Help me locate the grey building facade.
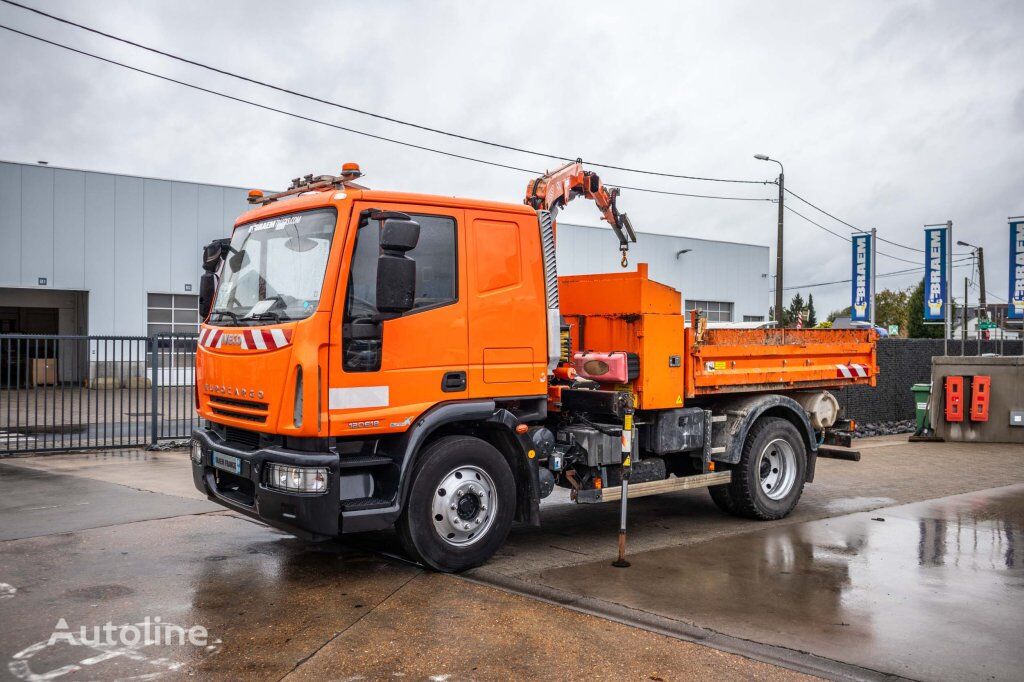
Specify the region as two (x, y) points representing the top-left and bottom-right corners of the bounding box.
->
(0, 160), (770, 338)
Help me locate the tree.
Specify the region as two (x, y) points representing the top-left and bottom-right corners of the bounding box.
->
(907, 279), (944, 338)
(807, 294), (817, 327)
(874, 287), (911, 334)
(828, 306), (851, 323)
(783, 292), (805, 327)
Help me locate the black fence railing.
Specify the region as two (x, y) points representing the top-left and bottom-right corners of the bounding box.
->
(0, 333), (199, 455)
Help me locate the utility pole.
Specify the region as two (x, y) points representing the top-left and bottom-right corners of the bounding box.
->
(755, 154), (784, 325)
(977, 247), (986, 319)
(963, 277), (968, 356)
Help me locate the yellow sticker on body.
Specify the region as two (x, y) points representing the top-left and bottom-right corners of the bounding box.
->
(714, 361), (727, 370)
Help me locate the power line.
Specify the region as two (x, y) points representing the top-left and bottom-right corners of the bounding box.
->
(783, 205), (923, 265)
(0, 0), (769, 186)
(0, 23), (774, 203)
(780, 259), (972, 291)
(783, 186), (929, 253)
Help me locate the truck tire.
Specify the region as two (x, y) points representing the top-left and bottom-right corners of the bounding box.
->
(397, 435), (516, 572)
(712, 417), (806, 520)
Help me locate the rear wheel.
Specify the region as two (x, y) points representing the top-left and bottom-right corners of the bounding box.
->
(708, 417), (806, 520)
(397, 435), (515, 572)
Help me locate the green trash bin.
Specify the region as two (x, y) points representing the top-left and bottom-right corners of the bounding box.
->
(911, 383), (932, 431)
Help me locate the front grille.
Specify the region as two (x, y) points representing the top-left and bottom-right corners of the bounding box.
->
(212, 407), (267, 424)
(223, 426), (261, 450)
(209, 395), (269, 411)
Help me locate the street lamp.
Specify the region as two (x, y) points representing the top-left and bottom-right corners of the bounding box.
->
(755, 154), (785, 324)
(956, 240), (986, 321)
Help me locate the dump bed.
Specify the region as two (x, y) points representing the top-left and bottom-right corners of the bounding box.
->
(686, 327), (876, 397)
(559, 265), (876, 411)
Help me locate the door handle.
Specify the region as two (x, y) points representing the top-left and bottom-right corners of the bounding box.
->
(441, 371), (467, 392)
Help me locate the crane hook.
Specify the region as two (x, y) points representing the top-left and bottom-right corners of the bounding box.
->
(620, 247), (629, 269)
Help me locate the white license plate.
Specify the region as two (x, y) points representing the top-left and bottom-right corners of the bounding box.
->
(212, 452), (242, 475)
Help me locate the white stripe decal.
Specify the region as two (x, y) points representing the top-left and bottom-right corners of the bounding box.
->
(199, 328), (211, 346)
(270, 329), (287, 347)
(836, 364), (852, 378)
(329, 386), (390, 410)
(853, 364), (867, 377)
(252, 330), (267, 350)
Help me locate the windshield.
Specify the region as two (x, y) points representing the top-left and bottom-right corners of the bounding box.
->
(210, 207), (337, 325)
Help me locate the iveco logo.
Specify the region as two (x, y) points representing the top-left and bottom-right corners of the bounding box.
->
(220, 334), (244, 347)
(205, 383), (265, 400)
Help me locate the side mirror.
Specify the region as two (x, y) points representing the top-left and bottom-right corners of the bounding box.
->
(376, 217), (420, 314)
(199, 272), (217, 319)
(203, 238), (231, 273)
(380, 217), (420, 252)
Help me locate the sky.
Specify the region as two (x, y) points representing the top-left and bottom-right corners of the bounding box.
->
(1, 0), (1021, 316)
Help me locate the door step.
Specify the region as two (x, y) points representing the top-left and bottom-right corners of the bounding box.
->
(574, 471), (732, 504)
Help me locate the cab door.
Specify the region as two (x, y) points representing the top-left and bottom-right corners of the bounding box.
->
(465, 209), (548, 399)
(328, 202), (468, 436)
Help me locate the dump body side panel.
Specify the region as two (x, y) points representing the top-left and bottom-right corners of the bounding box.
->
(689, 328), (877, 397)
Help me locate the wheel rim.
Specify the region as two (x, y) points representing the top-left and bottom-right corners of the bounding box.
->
(431, 465), (497, 547)
(757, 438), (797, 500)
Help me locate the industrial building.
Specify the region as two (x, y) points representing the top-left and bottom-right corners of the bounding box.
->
(0, 160), (770, 338)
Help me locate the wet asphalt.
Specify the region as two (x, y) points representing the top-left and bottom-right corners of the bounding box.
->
(0, 440), (1022, 680)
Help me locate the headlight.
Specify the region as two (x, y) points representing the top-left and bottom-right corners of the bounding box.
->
(265, 463), (328, 494)
(190, 440), (204, 465)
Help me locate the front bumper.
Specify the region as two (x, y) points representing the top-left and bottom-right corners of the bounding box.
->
(190, 427), (340, 540)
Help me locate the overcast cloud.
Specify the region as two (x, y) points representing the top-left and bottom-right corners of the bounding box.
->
(1, 0), (1021, 315)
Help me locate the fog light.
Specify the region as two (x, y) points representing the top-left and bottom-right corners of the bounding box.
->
(190, 439), (204, 465)
(266, 463), (328, 494)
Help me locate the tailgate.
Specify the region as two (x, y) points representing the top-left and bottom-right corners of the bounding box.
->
(688, 328), (876, 396)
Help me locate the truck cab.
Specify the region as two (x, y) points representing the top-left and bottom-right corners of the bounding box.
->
(191, 171), (556, 570)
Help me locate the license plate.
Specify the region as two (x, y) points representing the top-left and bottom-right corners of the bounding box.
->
(212, 452), (242, 475)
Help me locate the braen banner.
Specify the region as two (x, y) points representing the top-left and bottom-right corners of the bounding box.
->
(851, 233), (872, 322)
(1010, 219), (1024, 320)
(924, 226), (948, 321)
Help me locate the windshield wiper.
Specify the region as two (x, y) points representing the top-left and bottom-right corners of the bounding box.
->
(247, 311), (289, 323)
(209, 310), (240, 324)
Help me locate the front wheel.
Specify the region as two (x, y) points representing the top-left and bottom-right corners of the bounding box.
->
(708, 416), (806, 520)
(397, 435), (515, 572)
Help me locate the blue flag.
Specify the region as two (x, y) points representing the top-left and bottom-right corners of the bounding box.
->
(923, 227), (947, 321)
(851, 234), (871, 322)
(1010, 220), (1024, 320)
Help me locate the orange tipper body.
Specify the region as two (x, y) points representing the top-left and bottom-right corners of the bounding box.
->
(190, 164), (876, 571)
(559, 264), (876, 410)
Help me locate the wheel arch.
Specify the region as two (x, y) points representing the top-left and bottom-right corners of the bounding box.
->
(712, 393), (818, 482)
(399, 401), (542, 526)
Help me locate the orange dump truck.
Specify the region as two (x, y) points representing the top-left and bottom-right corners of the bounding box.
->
(189, 163), (875, 571)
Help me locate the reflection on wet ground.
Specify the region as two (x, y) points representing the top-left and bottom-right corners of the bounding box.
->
(531, 484), (1024, 681)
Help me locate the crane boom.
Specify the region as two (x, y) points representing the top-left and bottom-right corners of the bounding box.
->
(524, 160), (637, 266)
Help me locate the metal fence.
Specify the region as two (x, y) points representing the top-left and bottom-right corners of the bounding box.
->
(0, 333), (198, 454)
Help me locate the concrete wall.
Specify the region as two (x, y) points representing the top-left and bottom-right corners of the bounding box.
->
(931, 356), (1024, 444)
(556, 223), (770, 321)
(0, 161), (251, 336)
(836, 339), (1024, 423)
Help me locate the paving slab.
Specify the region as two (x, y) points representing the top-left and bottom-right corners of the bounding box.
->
(1, 449), (205, 500)
(522, 485), (1024, 682)
(0, 461), (216, 540)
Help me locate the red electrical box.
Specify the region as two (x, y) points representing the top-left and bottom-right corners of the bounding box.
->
(945, 376), (964, 422)
(970, 375), (990, 422)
